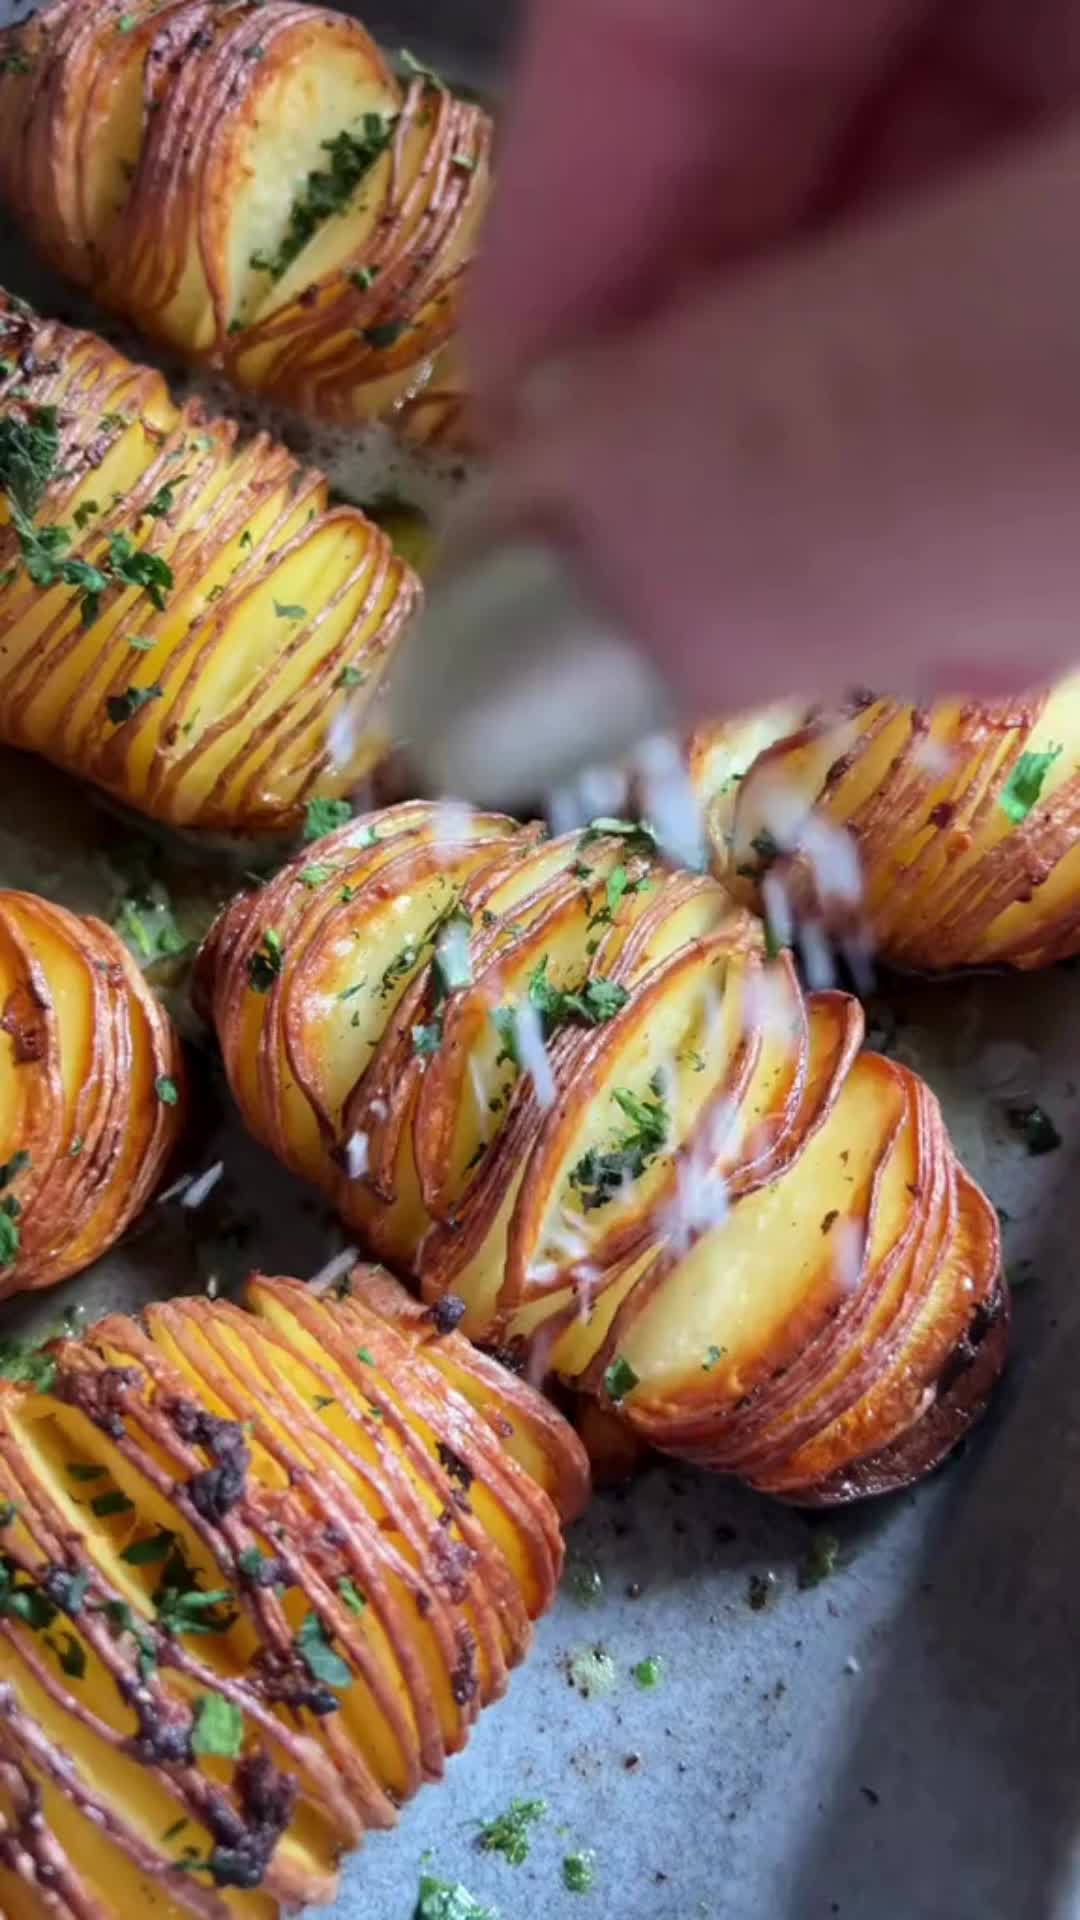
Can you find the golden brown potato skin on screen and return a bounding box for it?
[196,801,1007,1506]
[0,1268,587,1918]
[0,0,490,446]
[0,293,418,832]
[0,888,185,1300]
[688,677,1080,970]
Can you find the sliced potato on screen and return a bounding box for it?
[0,889,185,1299]
[691,676,1080,970]
[200,806,1007,1504]
[0,1268,586,1915]
[0,2,493,435]
[0,294,419,831]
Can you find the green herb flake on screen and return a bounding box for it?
[155,1075,179,1106]
[162,1818,190,1844]
[477,1796,546,1866]
[798,1532,841,1590]
[603,1356,639,1404]
[120,1529,176,1568]
[413,1875,495,1920]
[0,1150,29,1190]
[90,1490,135,1519]
[66,1463,107,1484]
[567,1561,604,1606]
[702,1345,724,1372]
[46,1629,87,1681]
[631,1654,663,1689]
[106,684,163,725]
[294,1609,351,1691]
[336,664,366,689]
[362,320,406,350]
[303,796,352,842]
[0,1338,55,1391]
[190,1692,244,1759]
[356,1348,375,1366]
[247,928,284,993]
[273,599,306,621]
[299,863,333,889]
[562,1851,597,1895]
[348,266,380,291]
[255,117,395,281]
[336,1577,366,1615]
[412,1020,443,1057]
[569,1077,669,1214]
[1000,745,1063,824]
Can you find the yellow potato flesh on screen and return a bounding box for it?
[616,1055,906,1398]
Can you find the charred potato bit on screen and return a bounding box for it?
[0,0,490,446]
[0,294,419,831]
[197,801,1007,1505]
[0,1268,587,1917]
[0,888,185,1300]
[689,679,1080,970]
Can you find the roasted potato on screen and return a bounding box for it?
[0,293,418,832]
[688,677,1080,970]
[0,0,490,444]
[0,887,185,1300]
[196,801,1007,1505]
[0,1266,587,1917]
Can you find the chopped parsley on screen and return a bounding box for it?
[476,1796,546,1866]
[155,1075,179,1106]
[603,1356,639,1404]
[999,745,1063,824]
[106,684,163,725]
[362,320,406,350]
[113,882,188,968]
[492,956,627,1068]
[0,1337,55,1392]
[0,1151,28,1190]
[577,817,658,860]
[273,599,306,621]
[247,929,284,992]
[303,796,352,842]
[336,1578,366,1615]
[567,1646,617,1699]
[336,664,366,689]
[0,403,60,519]
[413,1877,495,1920]
[348,265,380,291]
[190,1692,244,1759]
[46,1629,86,1680]
[702,1345,724,1372]
[251,117,395,282]
[66,1462,107,1484]
[141,477,186,520]
[631,1654,663,1689]
[299,863,334,889]
[90,1490,134,1519]
[412,1021,443,1057]
[568,1076,670,1212]
[562,1852,597,1895]
[294,1609,351,1691]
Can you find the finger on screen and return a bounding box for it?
[486,116,1080,718]
[469,0,932,397]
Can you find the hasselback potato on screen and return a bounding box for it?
[0,1266,586,1917]
[688,677,1080,971]
[0,0,490,443]
[0,888,185,1300]
[0,292,418,832]
[195,801,1008,1505]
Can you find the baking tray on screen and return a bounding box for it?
[1,5,1078,1916]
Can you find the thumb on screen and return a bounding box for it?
[488,115,1080,718]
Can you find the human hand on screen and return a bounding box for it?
[468,0,1080,716]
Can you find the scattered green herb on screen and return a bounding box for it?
[567,1646,617,1699]
[477,1796,546,1866]
[190,1692,244,1759]
[247,929,284,993]
[303,796,352,842]
[562,1852,597,1895]
[569,1076,669,1213]
[603,1356,639,1404]
[106,684,163,725]
[999,745,1063,824]
[299,863,334,889]
[631,1655,663,1689]
[155,1075,179,1105]
[252,117,395,282]
[336,1578,366,1615]
[702,1346,724,1372]
[0,1338,55,1392]
[294,1610,351,1690]
[120,1530,176,1568]
[273,599,306,621]
[413,1876,495,1920]
[66,1463,107,1485]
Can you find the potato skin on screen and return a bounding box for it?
[198,802,1007,1506]
[0,0,490,445]
[0,889,185,1299]
[0,1267,587,1917]
[688,677,1080,970]
[0,293,419,832]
